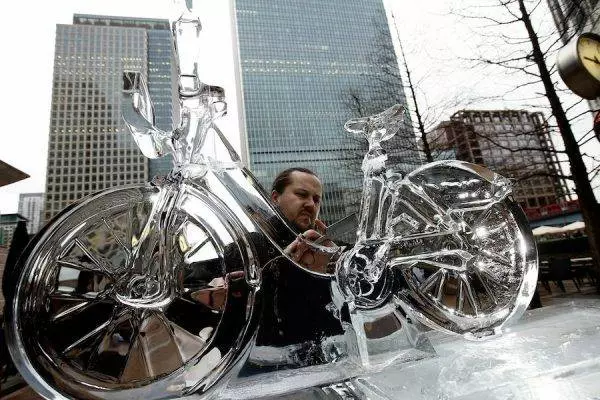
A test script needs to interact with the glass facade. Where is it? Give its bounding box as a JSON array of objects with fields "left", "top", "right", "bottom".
[
  {"left": 235, "top": 0, "right": 420, "bottom": 223},
  {"left": 45, "top": 15, "right": 176, "bottom": 221},
  {"left": 147, "top": 29, "right": 177, "bottom": 178}
]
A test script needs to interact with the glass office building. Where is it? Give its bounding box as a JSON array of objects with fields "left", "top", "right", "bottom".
[
  {"left": 147, "top": 28, "right": 177, "bottom": 177},
  {"left": 18, "top": 193, "right": 44, "bottom": 234},
  {"left": 235, "top": 0, "right": 420, "bottom": 223},
  {"left": 44, "top": 15, "right": 176, "bottom": 221}
]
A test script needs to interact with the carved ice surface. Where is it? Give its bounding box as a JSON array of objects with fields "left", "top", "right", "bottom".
[
  {"left": 338, "top": 107, "right": 538, "bottom": 342},
  {"left": 360, "top": 300, "right": 600, "bottom": 400},
  {"left": 242, "top": 301, "right": 600, "bottom": 400},
  {"left": 6, "top": 1, "right": 538, "bottom": 399}
]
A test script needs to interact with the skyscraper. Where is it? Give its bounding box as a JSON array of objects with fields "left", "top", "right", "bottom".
[
  {"left": 234, "top": 0, "right": 419, "bottom": 223},
  {"left": 18, "top": 193, "right": 44, "bottom": 234},
  {"left": 431, "top": 110, "right": 568, "bottom": 211},
  {"left": 44, "top": 14, "right": 175, "bottom": 221}
]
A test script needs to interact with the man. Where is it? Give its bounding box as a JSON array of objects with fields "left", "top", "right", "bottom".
[
  {"left": 271, "top": 167, "right": 322, "bottom": 232},
  {"left": 255, "top": 167, "right": 344, "bottom": 351},
  {"left": 270, "top": 167, "right": 334, "bottom": 272}
]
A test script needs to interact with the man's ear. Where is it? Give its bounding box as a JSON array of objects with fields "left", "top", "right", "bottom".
[{"left": 271, "top": 190, "right": 280, "bottom": 204}]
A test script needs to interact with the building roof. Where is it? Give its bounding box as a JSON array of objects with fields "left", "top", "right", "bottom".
[
  {"left": 0, "top": 213, "right": 29, "bottom": 224},
  {"left": 19, "top": 192, "right": 44, "bottom": 198},
  {"left": 73, "top": 14, "right": 170, "bottom": 30},
  {"left": 0, "top": 160, "right": 29, "bottom": 187}
]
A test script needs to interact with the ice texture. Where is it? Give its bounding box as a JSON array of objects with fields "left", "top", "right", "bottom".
[
  {"left": 355, "top": 300, "right": 600, "bottom": 400},
  {"left": 217, "top": 300, "right": 600, "bottom": 400}
]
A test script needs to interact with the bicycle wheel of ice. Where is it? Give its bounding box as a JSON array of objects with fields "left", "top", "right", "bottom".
[
  {"left": 6, "top": 184, "right": 259, "bottom": 399},
  {"left": 388, "top": 161, "right": 538, "bottom": 339}
]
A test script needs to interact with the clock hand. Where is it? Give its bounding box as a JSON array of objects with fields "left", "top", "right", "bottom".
[{"left": 584, "top": 56, "right": 600, "bottom": 65}]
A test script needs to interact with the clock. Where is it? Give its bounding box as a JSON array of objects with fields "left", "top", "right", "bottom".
[{"left": 557, "top": 32, "right": 600, "bottom": 100}]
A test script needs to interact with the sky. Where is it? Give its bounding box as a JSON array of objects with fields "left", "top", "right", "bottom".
[
  {"left": 391, "top": 0, "right": 598, "bottom": 198},
  {"left": 0, "top": 0, "right": 597, "bottom": 214}
]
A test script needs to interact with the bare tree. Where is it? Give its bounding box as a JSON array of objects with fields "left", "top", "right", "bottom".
[
  {"left": 389, "top": 13, "right": 434, "bottom": 163},
  {"left": 451, "top": 0, "right": 600, "bottom": 281},
  {"left": 340, "top": 16, "right": 444, "bottom": 169}
]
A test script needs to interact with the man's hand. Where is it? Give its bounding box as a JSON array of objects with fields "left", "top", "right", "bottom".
[
  {"left": 284, "top": 219, "right": 336, "bottom": 273},
  {"left": 314, "top": 219, "right": 327, "bottom": 235}
]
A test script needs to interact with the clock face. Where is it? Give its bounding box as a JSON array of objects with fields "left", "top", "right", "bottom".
[
  {"left": 578, "top": 35, "right": 600, "bottom": 81},
  {"left": 558, "top": 32, "right": 600, "bottom": 99}
]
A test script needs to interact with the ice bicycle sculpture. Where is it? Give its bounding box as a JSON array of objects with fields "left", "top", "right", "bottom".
[{"left": 5, "top": 3, "right": 538, "bottom": 399}]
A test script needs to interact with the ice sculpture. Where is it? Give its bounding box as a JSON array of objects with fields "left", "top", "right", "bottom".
[
  {"left": 5, "top": 1, "right": 537, "bottom": 399},
  {"left": 340, "top": 106, "right": 537, "bottom": 337}
]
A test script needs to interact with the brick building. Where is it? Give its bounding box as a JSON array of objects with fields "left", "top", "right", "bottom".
[{"left": 431, "top": 110, "right": 569, "bottom": 211}]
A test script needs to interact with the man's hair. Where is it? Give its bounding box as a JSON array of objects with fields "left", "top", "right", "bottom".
[{"left": 271, "top": 167, "right": 319, "bottom": 194}]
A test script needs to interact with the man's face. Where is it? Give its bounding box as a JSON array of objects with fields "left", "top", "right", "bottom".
[{"left": 271, "top": 171, "right": 322, "bottom": 231}]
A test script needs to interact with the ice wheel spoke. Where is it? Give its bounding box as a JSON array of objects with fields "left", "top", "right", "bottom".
[
  {"left": 463, "top": 206, "right": 495, "bottom": 237},
  {"left": 169, "top": 321, "right": 207, "bottom": 363},
  {"left": 185, "top": 237, "right": 213, "bottom": 263},
  {"left": 390, "top": 250, "right": 470, "bottom": 273},
  {"left": 129, "top": 194, "right": 164, "bottom": 262},
  {"left": 419, "top": 268, "right": 443, "bottom": 295},
  {"left": 137, "top": 311, "right": 184, "bottom": 377},
  {"left": 62, "top": 320, "right": 112, "bottom": 356},
  {"left": 86, "top": 309, "right": 139, "bottom": 380},
  {"left": 49, "top": 291, "right": 101, "bottom": 302},
  {"left": 51, "top": 300, "right": 93, "bottom": 322},
  {"left": 79, "top": 211, "right": 136, "bottom": 276},
  {"left": 479, "top": 248, "right": 512, "bottom": 268},
  {"left": 456, "top": 275, "right": 479, "bottom": 316},
  {"left": 473, "top": 268, "right": 498, "bottom": 305},
  {"left": 120, "top": 331, "right": 151, "bottom": 382},
  {"left": 102, "top": 217, "right": 131, "bottom": 255},
  {"left": 435, "top": 270, "right": 447, "bottom": 302},
  {"left": 417, "top": 267, "right": 448, "bottom": 304},
  {"left": 474, "top": 250, "right": 513, "bottom": 293},
  {"left": 59, "top": 239, "right": 117, "bottom": 279},
  {"left": 457, "top": 278, "right": 464, "bottom": 313},
  {"left": 43, "top": 294, "right": 115, "bottom": 357},
  {"left": 119, "top": 314, "right": 207, "bottom": 382},
  {"left": 463, "top": 275, "right": 479, "bottom": 316}
]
